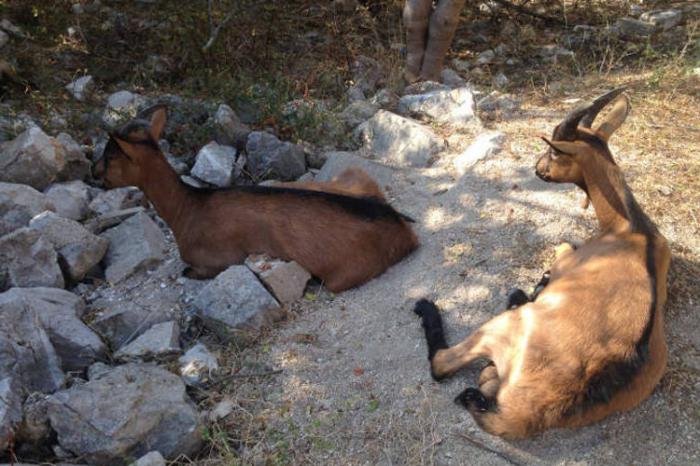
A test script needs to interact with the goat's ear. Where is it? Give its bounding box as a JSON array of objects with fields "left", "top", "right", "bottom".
[
  {"left": 149, "top": 106, "right": 167, "bottom": 142},
  {"left": 541, "top": 137, "right": 579, "bottom": 155},
  {"left": 593, "top": 95, "right": 630, "bottom": 142},
  {"left": 113, "top": 137, "right": 140, "bottom": 161}
]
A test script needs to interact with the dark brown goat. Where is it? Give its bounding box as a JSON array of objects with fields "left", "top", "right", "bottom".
[
  {"left": 414, "top": 88, "right": 670, "bottom": 438},
  {"left": 93, "top": 107, "right": 418, "bottom": 292}
]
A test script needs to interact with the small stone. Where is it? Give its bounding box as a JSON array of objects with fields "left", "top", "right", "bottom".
[
  {"left": 640, "top": 9, "right": 682, "bottom": 30},
  {"left": 454, "top": 132, "right": 506, "bottom": 175},
  {"left": 398, "top": 87, "right": 480, "bottom": 127},
  {"left": 55, "top": 132, "right": 91, "bottom": 181},
  {"left": 209, "top": 398, "right": 235, "bottom": 422},
  {"left": 246, "top": 131, "right": 306, "bottom": 181},
  {"left": 368, "top": 88, "right": 399, "bottom": 109},
  {"left": 440, "top": 67, "right": 467, "bottom": 88},
  {"left": 476, "top": 91, "right": 521, "bottom": 114},
  {"left": 659, "top": 185, "right": 673, "bottom": 196},
  {"left": 178, "top": 342, "right": 219, "bottom": 385},
  {"left": 0, "top": 182, "right": 55, "bottom": 236},
  {"left": 0, "top": 227, "right": 64, "bottom": 291},
  {"left": 0, "top": 19, "right": 25, "bottom": 37},
  {"left": 102, "top": 90, "right": 147, "bottom": 128},
  {"left": 0, "top": 30, "right": 8, "bottom": 49},
  {"left": 101, "top": 212, "right": 167, "bottom": 284},
  {"left": 339, "top": 100, "right": 379, "bottom": 129},
  {"left": 476, "top": 49, "right": 496, "bottom": 65},
  {"left": 213, "top": 104, "right": 251, "bottom": 149},
  {"left": 493, "top": 72, "right": 509, "bottom": 88},
  {"left": 129, "top": 451, "right": 167, "bottom": 466},
  {"left": 451, "top": 58, "right": 471, "bottom": 72},
  {"left": 44, "top": 180, "right": 91, "bottom": 221},
  {"left": 357, "top": 110, "right": 446, "bottom": 167},
  {"left": 346, "top": 85, "right": 366, "bottom": 102},
  {"left": 115, "top": 321, "right": 180, "bottom": 361},
  {"left": 246, "top": 256, "right": 311, "bottom": 305},
  {"left": 30, "top": 211, "right": 109, "bottom": 282},
  {"left": 615, "top": 17, "right": 656, "bottom": 38},
  {"left": 88, "top": 187, "right": 144, "bottom": 216},
  {"left": 65, "top": 76, "right": 94, "bottom": 102},
  {"left": 193, "top": 265, "right": 281, "bottom": 334},
  {"left": 191, "top": 141, "right": 238, "bottom": 187}
]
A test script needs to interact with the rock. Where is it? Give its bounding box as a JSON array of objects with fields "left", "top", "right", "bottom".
[
  {"left": 115, "top": 320, "right": 179, "bottom": 361},
  {"left": 351, "top": 55, "right": 384, "bottom": 94},
  {"left": 493, "top": 72, "right": 509, "bottom": 88},
  {"left": 476, "top": 91, "right": 521, "bottom": 114},
  {"left": 55, "top": 132, "right": 91, "bottom": 181},
  {"left": 403, "top": 81, "right": 450, "bottom": 95},
  {"left": 316, "top": 151, "right": 396, "bottom": 191},
  {"left": 89, "top": 294, "right": 179, "bottom": 350},
  {"left": 178, "top": 342, "right": 219, "bottom": 385},
  {"left": 538, "top": 45, "right": 575, "bottom": 63},
  {"left": 0, "top": 287, "right": 106, "bottom": 372},
  {"left": 0, "top": 19, "right": 25, "bottom": 38},
  {"left": 476, "top": 49, "right": 496, "bottom": 65},
  {"left": 102, "top": 90, "right": 147, "bottom": 128},
  {"left": 129, "top": 451, "right": 166, "bottom": 466},
  {"left": 454, "top": 132, "right": 505, "bottom": 175},
  {"left": 0, "top": 126, "right": 64, "bottom": 190},
  {"left": 209, "top": 398, "right": 235, "bottom": 422},
  {"left": 440, "top": 67, "right": 467, "bottom": 88},
  {"left": 29, "top": 211, "right": 109, "bottom": 282},
  {"left": 339, "top": 100, "right": 379, "bottom": 129},
  {"left": 246, "top": 256, "right": 311, "bottom": 305},
  {"left": 346, "top": 85, "right": 366, "bottom": 102},
  {"left": 615, "top": 17, "right": 656, "bottom": 38},
  {"left": 640, "top": 9, "right": 682, "bottom": 30},
  {"left": 357, "top": 110, "right": 446, "bottom": 167},
  {"left": 246, "top": 131, "right": 306, "bottom": 181},
  {"left": 0, "top": 377, "right": 21, "bottom": 451},
  {"left": 296, "top": 171, "right": 315, "bottom": 183},
  {"left": 451, "top": 58, "right": 471, "bottom": 72},
  {"left": 213, "top": 104, "right": 250, "bottom": 149},
  {"left": 191, "top": 141, "right": 238, "bottom": 187},
  {"left": 398, "top": 87, "right": 480, "bottom": 127},
  {"left": 89, "top": 187, "right": 145, "bottom": 216},
  {"left": 16, "top": 394, "right": 51, "bottom": 448},
  {"left": 101, "top": 212, "right": 166, "bottom": 284},
  {"left": 193, "top": 265, "right": 281, "bottom": 334},
  {"left": 0, "top": 182, "right": 55, "bottom": 236},
  {"left": 65, "top": 75, "right": 94, "bottom": 102},
  {"left": 0, "top": 296, "right": 65, "bottom": 393},
  {"left": 0, "top": 30, "right": 8, "bottom": 49},
  {"left": 0, "top": 227, "right": 64, "bottom": 291},
  {"left": 368, "top": 89, "right": 399, "bottom": 109},
  {"left": 47, "top": 363, "right": 202, "bottom": 464},
  {"left": 44, "top": 180, "right": 91, "bottom": 221}
]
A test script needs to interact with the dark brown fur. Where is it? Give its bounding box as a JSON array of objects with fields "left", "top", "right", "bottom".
[
  {"left": 93, "top": 107, "right": 418, "bottom": 292},
  {"left": 416, "top": 93, "right": 670, "bottom": 438}
]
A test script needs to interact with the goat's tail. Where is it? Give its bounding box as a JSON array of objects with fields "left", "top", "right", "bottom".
[{"left": 414, "top": 299, "right": 448, "bottom": 361}]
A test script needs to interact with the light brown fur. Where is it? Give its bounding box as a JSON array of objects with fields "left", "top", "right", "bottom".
[
  {"left": 93, "top": 107, "right": 418, "bottom": 292},
  {"left": 423, "top": 93, "right": 670, "bottom": 438}
]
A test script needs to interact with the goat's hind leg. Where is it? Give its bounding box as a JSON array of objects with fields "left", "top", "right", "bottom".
[{"left": 414, "top": 299, "right": 449, "bottom": 380}]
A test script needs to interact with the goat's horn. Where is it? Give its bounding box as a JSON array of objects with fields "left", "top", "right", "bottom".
[
  {"left": 553, "top": 87, "right": 627, "bottom": 140},
  {"left": 580, "top": 87, "right": 627, "bottom": 128}
]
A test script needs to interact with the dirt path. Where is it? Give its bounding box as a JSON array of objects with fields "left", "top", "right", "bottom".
[{"left": 218, "top": 97, "right": 700, "bottom": 465}]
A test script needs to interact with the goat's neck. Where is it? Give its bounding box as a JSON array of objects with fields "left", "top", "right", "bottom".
[
  {"left": 580, "top": 157, "right": 635, "bottom": 234},
  {"left": 139, "top": 156, "right": 190, "bottom": 235}
]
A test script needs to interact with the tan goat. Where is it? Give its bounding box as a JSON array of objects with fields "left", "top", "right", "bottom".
[{"left": 414, "top": 88, "right": 671, "bottom": 438}]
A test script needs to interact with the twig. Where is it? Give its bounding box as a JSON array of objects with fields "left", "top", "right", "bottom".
[
  {"left": 456, "top": 433, "right": 526, "bottom": 466},
  {"left": 202, "top": 10, "right": 236, "bottom": 52}
]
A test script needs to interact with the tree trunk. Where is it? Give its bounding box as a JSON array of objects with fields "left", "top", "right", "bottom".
[
  {"left": 403, "top": 0, "right": 432, "bottom": 83},
  {"left": 420, "top": 0, "right": 465, "bottom": 81}
]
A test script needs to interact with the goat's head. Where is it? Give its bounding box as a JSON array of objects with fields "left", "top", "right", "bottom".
[
  {"left": 535, "top": 88, "right": 630, "bottom": 187},
  {"left": 93, "top": 105, "right": 168, "bottom": 188}
]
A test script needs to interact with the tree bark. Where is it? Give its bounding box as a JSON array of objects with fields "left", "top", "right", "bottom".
[
  {"left": 403, "top": 0, "right": 432, "bottom": 83},
  {"left": 420, "top": 0, "right": 466, "bottom": 81}
]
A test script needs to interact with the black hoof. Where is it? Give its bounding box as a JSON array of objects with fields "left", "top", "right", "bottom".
[
  {"left": 506, "top": 288, "right": 529, "bottom": 309},
  {"left": 455, "top": 388, "right": 490, "bottom": 412},
  {"left": 531, "top": 271, "right": 551, "bottom": 301},
  {"left": 414, "top": 298, "right": 438, "bottom": 318}
]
